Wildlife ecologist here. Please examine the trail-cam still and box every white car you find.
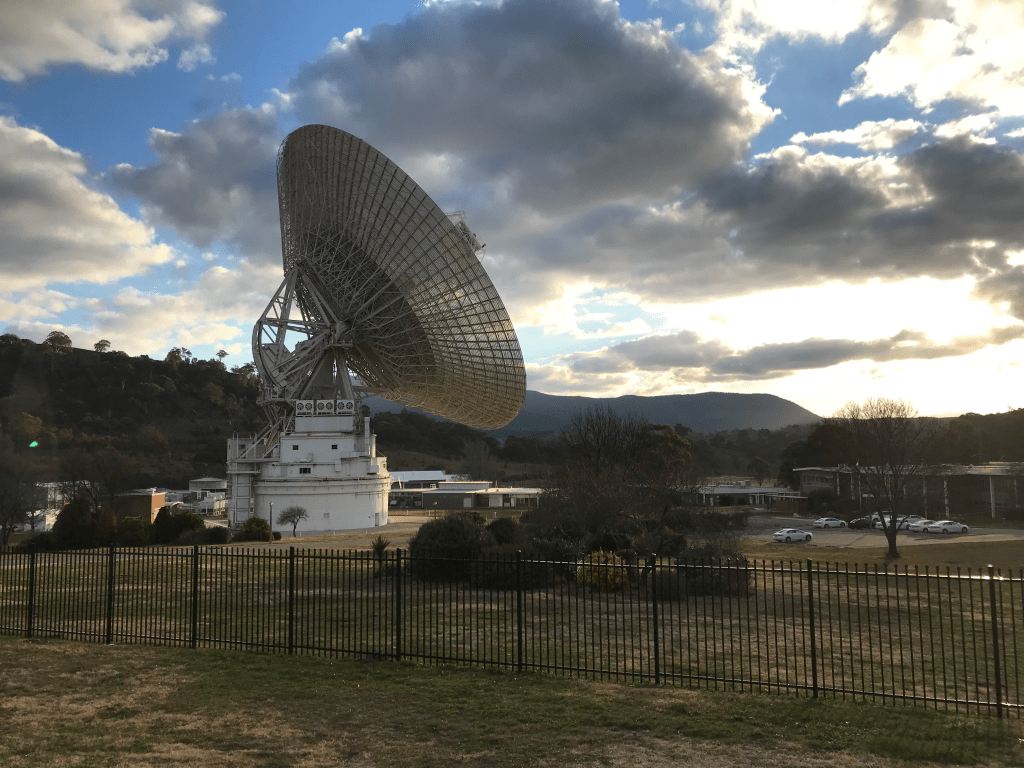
[773,529,813,543]
[874,516,915,531]
[813,517,847,528]
[925,520,970,534]
[907,519,935,533]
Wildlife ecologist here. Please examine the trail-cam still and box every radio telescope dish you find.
[254,125,526,430]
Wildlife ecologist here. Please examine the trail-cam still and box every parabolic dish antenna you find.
[253,124,526,430]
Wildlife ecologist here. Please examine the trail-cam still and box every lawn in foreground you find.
[0,636,1021,768]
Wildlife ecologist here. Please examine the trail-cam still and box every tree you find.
[216,349,228,361]
[827,398,936,560]
[746,456,771,486]
[459,437,499,481]
[94,339,111,353]
[533,408,694,559]
[276,505,309,537]
[0,458,34,545]
[44,331,72,351]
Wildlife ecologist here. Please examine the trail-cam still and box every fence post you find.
[395,549,403,661]
[190,545,200,649]
[26,550,36,639]
[516,551,524,673]
[806,558,818,698]
[650,554,660,685]
[987,565,1002,718]
[287,547,295,655]
[105,545,116,645]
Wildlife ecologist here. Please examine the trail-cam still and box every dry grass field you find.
[1,635,1022,768]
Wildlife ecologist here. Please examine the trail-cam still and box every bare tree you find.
[828,397,935,560]
[0,457,33,545]
[459,438,499,481]
[746,456,771,486]
[276,505,309,537]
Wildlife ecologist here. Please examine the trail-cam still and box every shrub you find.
[151,508,206,545]
[16,532,55,553]
[576,550,628,591]
[175,526,231,546]
[663,548,753,606]
[116,517,149,547]
[409,512,495,581]
[469,542,549,590]
[236,516,271,542]
[51,498,97,550]
[485,516,519,545]
[272,531,282,541]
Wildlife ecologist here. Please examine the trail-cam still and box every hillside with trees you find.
[0,333,263,490]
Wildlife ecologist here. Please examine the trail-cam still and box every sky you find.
[1,0,1023,420]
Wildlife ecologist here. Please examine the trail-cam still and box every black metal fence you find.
[0,546,1020,718]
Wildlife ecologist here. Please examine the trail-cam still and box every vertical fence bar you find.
[806,559,818,698]
[515,551,523,673]
[649,554,660,685]
[26,551,36,639]
[395,549,403,661]
[988,565,1002,718]
[105,546,116,645]
[191,545,200,649]
[288,547,295,655]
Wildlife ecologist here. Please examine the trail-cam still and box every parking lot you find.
[748,515,1024,549]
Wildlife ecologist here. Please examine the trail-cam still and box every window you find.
[299,467,311,474]
[323,512,329,519]
[332,444,338,450]
[292,445,299,451]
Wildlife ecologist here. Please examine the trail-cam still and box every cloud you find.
[0,0,225,82]
[0,116,176,292]
[4,259,282,357]
[287,0,775,213]
[109,106,283,261]
[178,42,215,72]
[528,324,1024,392]
[840,1,1024,115]
[791,119,924,150]
[700,0,898,60]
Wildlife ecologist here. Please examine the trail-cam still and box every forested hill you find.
[0,335,263,487]
[365,390,821,438]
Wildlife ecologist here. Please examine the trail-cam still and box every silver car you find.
[773,529,813,543]
[813,517,847,529]
[925,520,970,534]
[907,519,935,533]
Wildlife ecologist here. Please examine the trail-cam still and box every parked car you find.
[848,516,872,529]
[874,516,915,531]
[813,517,847,529]
[925,520,970,534]
[907,519,935,533]
[773,529,813,542]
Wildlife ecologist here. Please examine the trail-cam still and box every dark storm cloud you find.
[109,107,282,261]
[288,0,772,212]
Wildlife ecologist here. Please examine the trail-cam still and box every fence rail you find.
[0,546,1020,718]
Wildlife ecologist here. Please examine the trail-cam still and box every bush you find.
[667,552,757,602]
[16,532,55,553]
[409,512,495,581]
[235,516,271,542]
[151,508,206,545]
[576,550,628,591]
[51,498,97,550]
[272,531,282,541]
[116,517,149,547]
[175,526,232,546]
[469,543,549,590]
[485,516,519,545]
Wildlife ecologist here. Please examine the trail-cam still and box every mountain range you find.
[365,390,821,438]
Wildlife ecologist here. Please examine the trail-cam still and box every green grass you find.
[0,635,1021,767]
